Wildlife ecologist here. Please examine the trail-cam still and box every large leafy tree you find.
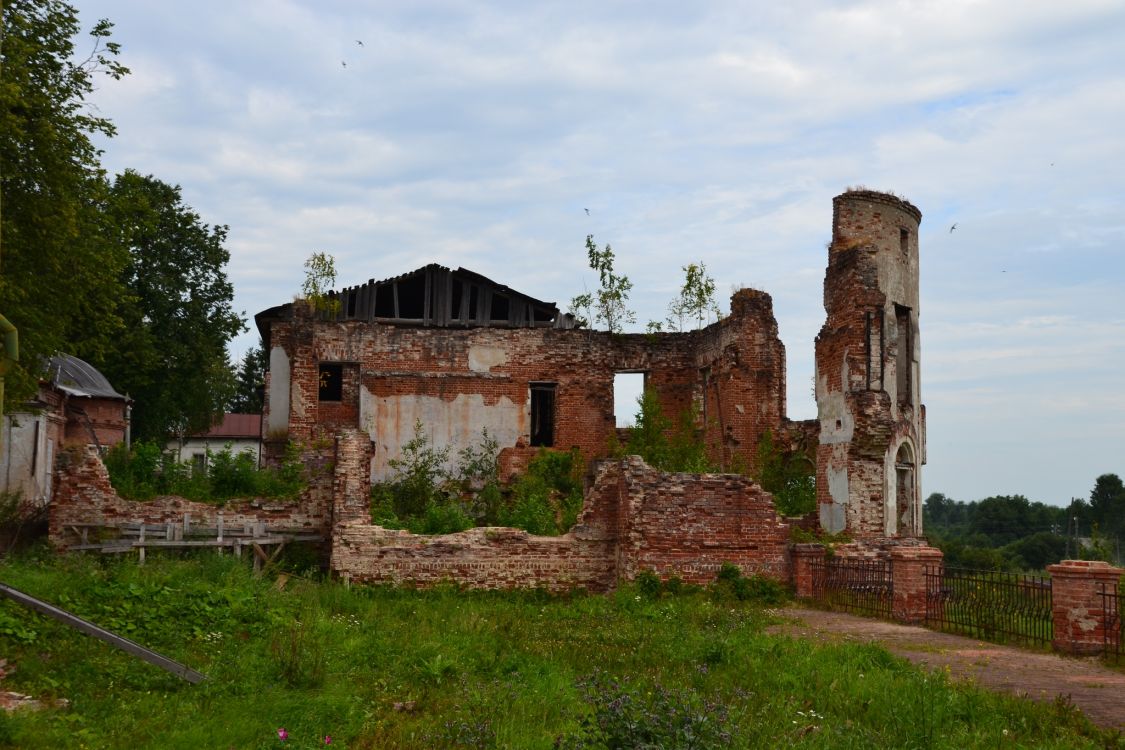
[99,171,245,441]
[0,0,129,405]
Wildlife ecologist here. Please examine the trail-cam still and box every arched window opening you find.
[895,442,915,536]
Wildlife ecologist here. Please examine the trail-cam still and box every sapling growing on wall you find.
[571,234,635,333]
[301,251,340,316]
[667,261,720,331]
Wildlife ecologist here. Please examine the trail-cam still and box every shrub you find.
[625,389,715,473]
[712,562,788,604]
[635,569,662,599]
[104,440,305,503]
[753,429,816,517]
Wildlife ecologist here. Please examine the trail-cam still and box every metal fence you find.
[810,557,893,618]
[924,566,1052,648]
[1100,581,1121,662]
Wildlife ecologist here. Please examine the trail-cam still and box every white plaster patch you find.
[816,368,854,445]
[267,346,291,436]
[467,345,508,373]
[735,404,745,414]
[367,393,526,480]
[828,464,849,507]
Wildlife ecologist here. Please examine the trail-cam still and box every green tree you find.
[301,251,339,315]
[667,262,719,331]
[1089,473,1125,538]
[228,344,266,414]
[571,235,634,333]
[0,0,129,406]
[753,429,816,517]
[98,170,245,441]
[624,389,713,473]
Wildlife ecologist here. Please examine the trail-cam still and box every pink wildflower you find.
[324,736,332,745]
[277,728,288,741]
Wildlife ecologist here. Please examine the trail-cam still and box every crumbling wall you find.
[261,287,790,483]
[330,455,791,590]
[48,445,334,549]
[814,190,925,538]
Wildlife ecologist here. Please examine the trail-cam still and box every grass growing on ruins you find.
[0,550,1118,749]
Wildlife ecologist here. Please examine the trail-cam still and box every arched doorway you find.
[895,442,916,536]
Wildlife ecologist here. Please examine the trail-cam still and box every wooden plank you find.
[0,582,206,684]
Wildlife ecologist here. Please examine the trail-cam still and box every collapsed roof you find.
[256,263,574,346]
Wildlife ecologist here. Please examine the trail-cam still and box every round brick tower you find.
[814,190,924,538]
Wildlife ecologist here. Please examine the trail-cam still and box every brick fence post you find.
[790,543,826,598]
[891,546,943,624]
[1047,560,1123,656]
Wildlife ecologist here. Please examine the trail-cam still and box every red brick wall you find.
[48,445,334,549]
[262,287,790,482]
[330,455,792,590]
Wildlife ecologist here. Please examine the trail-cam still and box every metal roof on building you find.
[46,354,128,400]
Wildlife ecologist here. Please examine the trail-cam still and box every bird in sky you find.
[584,208,590,215]
[341,61,347,68]
[356,40,364,47]
[949,223,957,233]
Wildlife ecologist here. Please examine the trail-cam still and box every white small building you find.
[169,413,262,470]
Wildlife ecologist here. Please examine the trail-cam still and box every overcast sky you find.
[75,0,1124,507]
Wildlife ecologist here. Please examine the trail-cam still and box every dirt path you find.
[772,607,1125,731]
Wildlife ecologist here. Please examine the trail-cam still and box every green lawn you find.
[0,549,1115,749]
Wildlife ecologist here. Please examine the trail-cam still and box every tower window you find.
[895,305,912,406]
[900,228,910,254]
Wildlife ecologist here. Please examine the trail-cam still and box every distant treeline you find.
[923,473,1125,572]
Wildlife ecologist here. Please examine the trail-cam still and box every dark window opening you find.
[900,228,910,254]
[319,363,344,401]
[533,305,554,323]
[397,275,426,319]
[468,285,479,321]
[346,290,357,318]
[451,282,463,321]
[895,304,912,406]
[490,293,510,322]
[530,384,556,447]
[374,284,395,317]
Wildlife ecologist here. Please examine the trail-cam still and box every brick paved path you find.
[773,607,1125,731]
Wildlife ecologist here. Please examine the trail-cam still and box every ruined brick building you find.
[1,353,129,510]
[253,189,925,543]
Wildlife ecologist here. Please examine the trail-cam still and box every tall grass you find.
[0,549,1116,749]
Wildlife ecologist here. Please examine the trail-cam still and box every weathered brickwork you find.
[50,189,935,590]
[1048,560,1123,656]
[331,455,791,590]
[815,190,926,539]
[257,288,791,484]
[48,445,334,549]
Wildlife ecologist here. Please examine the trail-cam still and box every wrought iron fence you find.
[1100,581,1121,662]
[810,557,893,618]
[924,566,1052,647]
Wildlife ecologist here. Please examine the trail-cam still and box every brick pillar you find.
[790,543,826,598]
[332,429,373,526]
[1047,560,1123,656]
[891,546,943,624]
